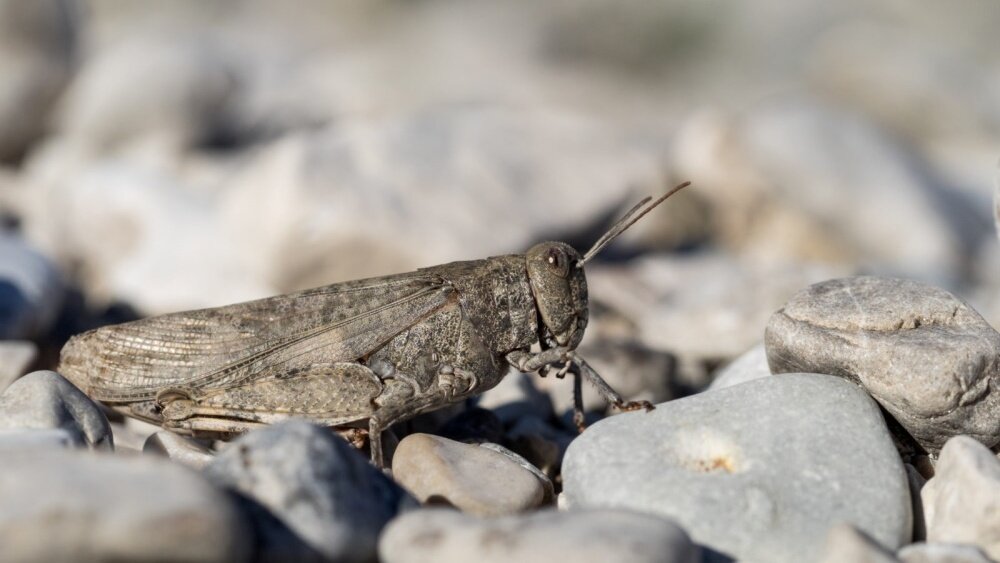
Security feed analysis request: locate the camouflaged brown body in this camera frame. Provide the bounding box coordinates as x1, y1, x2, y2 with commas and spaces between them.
59, 254, 544, 431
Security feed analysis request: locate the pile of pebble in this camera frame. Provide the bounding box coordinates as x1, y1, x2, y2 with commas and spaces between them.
0, 273, 998, 563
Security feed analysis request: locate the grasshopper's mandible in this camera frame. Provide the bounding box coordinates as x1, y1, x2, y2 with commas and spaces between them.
59, 182, 691, 467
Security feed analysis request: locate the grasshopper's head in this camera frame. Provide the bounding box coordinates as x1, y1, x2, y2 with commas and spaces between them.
526, 182, 691, 351
526, 241, 589, 349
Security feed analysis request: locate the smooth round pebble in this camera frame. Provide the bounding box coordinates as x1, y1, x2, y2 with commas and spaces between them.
765, 276, 1000, 453
0, 450, 252, 563
0, 370, 112, 450
204, 420, 414, 563
562, 373, 912, 563
392, 433, 549, 516
921, 436, 1000, 560
378, 508, 700, 563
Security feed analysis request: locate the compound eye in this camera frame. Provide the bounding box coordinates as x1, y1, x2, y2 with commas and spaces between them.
546, 247, 570, 278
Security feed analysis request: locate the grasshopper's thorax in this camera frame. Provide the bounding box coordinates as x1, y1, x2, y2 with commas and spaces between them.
525, 242, 588, 350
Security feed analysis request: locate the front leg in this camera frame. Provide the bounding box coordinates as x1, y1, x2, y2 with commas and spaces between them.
505, 349, 655, 415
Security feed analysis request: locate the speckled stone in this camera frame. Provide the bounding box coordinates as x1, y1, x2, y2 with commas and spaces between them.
562, 373, 911, 563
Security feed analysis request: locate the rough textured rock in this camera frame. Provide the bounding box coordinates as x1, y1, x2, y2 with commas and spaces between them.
765, 276, 1000, 453
0, 0, 77, 162
898, 543, 993, 563
0, 370, 112, 450
143, 431, 214, 469
0, 235, 63, 339
0, 340, 37, 391
817, 524, 898, 563
921, 436, 1000, 560
204, 420, 414, 563
0, 450, 252, 563
392, 433, 548, 516
378, 508, 700, 563
562, 373, 911, 563
708, 343, 771, 390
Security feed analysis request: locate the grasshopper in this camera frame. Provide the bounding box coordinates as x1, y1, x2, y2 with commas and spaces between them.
60, 182, 690, 466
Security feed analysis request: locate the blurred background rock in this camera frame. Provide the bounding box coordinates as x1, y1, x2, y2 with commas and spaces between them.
0, 0, 998, 392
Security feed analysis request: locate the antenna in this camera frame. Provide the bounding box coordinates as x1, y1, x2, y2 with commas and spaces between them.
578, 181, 691, 266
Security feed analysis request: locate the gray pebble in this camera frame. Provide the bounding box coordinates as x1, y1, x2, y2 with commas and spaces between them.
0, 450, 252, 563
378, 508, 700, 563
0, 370, 112, 450
204, 420, 414, 563
392, 433, 548, 516
921, 436, 1000, 560
765, 276, 1000, 454
562, 373, 912, 563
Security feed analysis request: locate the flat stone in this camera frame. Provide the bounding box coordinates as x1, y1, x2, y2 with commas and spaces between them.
0, 450, 252, 563
0, 340, 37, 391
144, 431, 214, 469
921, 436, 1000, 560
765, 276, 1000, 453
378, 508, 700, 563
708, 343, 771, 390
817, 524, 897, 563
204, 420, 414, 563
392, 433, 548, 516
562, 373, 911, 563
899, 543, 993, 563
0, 370, 112, 450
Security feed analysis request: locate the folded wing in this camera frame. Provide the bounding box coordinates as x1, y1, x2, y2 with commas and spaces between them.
60, 273, 455, 401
